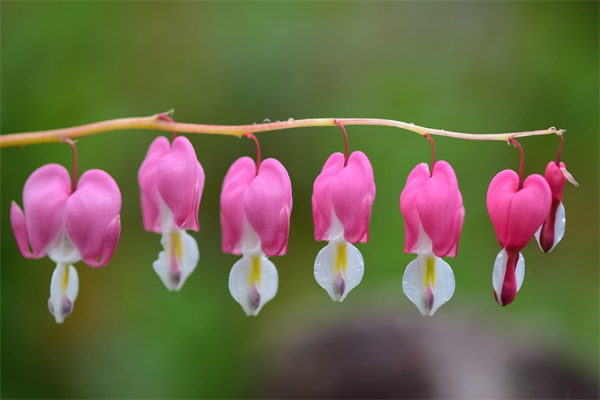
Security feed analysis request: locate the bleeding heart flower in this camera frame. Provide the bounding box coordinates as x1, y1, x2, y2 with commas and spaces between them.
221, 156, 292, 316
11, 164, 121, 323
535, 160, 578, 253
312, 151, 375, 301
138, 136, 204, 291
400, 161, 464, 316
487, 170, 551, 306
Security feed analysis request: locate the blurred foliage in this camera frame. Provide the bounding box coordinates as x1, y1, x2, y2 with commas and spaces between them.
1, 2, 598, 398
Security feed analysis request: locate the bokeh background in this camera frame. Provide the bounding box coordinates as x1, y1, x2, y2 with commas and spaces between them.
1, 2, 598, 398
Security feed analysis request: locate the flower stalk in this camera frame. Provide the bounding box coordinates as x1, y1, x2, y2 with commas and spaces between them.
0, 111, 564, 148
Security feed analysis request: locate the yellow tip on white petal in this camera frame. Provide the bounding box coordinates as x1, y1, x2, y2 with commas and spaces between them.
402, 254, 454, 316
314, 239, 364, 302
49, 263, 79, 324
229, 253, 278, 316
153, 230, 199, 291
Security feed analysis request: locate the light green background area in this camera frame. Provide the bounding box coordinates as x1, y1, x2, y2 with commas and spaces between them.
1, 2, 598, 398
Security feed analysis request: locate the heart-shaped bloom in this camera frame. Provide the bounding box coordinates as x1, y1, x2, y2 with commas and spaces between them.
138, 136, 204, 291
400, 161, 464, 316
11, 164, 121, 323
487, 170, 551, 306
221, 156, 292, 316
312, 151, 375, 302
535, 161, 568, 253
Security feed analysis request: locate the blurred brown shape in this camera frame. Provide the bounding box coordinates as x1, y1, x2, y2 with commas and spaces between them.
260, 313, 599, 399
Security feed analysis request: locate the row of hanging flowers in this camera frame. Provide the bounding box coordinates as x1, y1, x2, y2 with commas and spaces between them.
5, 114, 577, 323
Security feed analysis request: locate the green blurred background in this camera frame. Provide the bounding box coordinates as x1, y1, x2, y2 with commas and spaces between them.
1, 2, 598, 398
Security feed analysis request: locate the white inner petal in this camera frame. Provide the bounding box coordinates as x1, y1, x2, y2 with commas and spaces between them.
314, 239, 364, 302
47, 230, 81, 264
153, 229, 199, 291
49, 263, 79, 324
229, 253, 278, 316
402, 253, 455, 316
492, 249, 525, 305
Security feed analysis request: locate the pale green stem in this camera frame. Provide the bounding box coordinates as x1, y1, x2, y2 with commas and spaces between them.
0, 110, 564, 148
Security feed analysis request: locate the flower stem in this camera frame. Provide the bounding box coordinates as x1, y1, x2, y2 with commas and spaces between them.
62, 137, 78, 193
509, 137, 524, 190
424, 134, 436, 176
244, 133, 261, 174
555, 133, 564, 165
0, 111, 564, 148
333, 120, 349, 167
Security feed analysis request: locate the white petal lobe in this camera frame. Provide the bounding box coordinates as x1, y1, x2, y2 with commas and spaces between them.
229, 253, 278, 316
153, 230, 199, 291
492, 249, 525, 305
402, 254, 455, 316
314, 240, 364, 302
49, 263, 79, 324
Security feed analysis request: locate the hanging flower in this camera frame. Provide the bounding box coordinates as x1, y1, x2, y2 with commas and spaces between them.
221, 156, 292, 316
487, 170, 551, 306
11, 164, 121, 323
138, 136, 205, 291
312, 151, 375, 301
400, 161, 464, 316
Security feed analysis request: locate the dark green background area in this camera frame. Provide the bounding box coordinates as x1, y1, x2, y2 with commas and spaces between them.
1, 2, 598, 398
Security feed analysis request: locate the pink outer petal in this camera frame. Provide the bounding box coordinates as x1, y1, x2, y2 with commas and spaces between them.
66, 170, 122, 267
156, 136, 205, 231
330, 151, 376, 244
400, 163, 430, 254
11, 164, 71, 258
138, 137, 170, 233
417, 161, 464, 258
244, 158, 293, 257
487, 170, 551, 251
312, 153, 345, 241
220, 157, 256, 255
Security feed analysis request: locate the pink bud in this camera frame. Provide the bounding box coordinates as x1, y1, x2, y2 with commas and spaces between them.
312, 152, 375, 244
11, 164, 121, 268
487, 170, 551, 252
400, 161, 464, 258
220, 157, 292, 257
138, 136, 205, 233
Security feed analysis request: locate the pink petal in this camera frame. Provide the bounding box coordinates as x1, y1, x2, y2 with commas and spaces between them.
330, 151, 375, 244
400, 163, 430, 254
220, 157, 256, 255
156, 136, 205, 231
12, 164, 71, 258
66, 169, 122, 267
244, 158, 292, 257
138, 136, 170, 233
312, 153, 345, 241
417, 161, 464, 258
487, 170, 551, 251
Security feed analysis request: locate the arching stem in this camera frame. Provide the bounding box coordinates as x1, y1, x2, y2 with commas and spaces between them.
0, 111, 565, 148
62, 137, 78, 193
334, 119, 349, 167
244, 133, 261, 174
509, 137, 524, 190
424, 134, 436, 176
